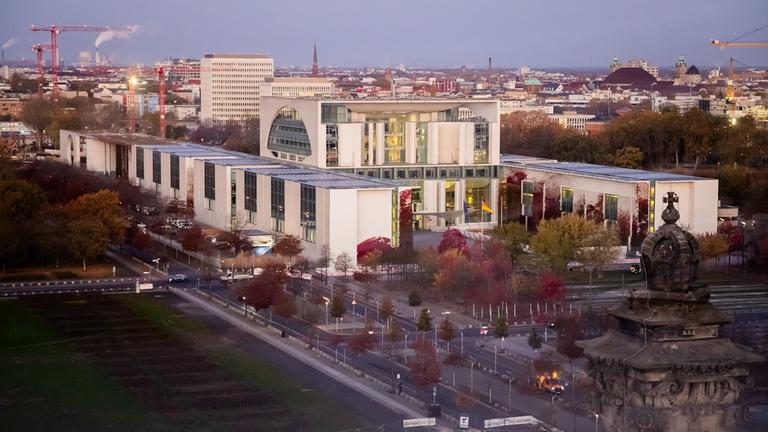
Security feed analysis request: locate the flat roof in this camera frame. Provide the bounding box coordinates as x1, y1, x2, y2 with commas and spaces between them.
67, 130, 183, 147
245, 166, 397, 190
500, 154, 709, 182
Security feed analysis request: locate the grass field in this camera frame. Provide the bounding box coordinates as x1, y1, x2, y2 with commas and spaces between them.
118, 294, 363, 431
0, 298, 169, 431
0, 295, 364, 432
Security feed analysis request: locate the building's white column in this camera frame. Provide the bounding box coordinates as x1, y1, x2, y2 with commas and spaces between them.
405, 122, 417, 164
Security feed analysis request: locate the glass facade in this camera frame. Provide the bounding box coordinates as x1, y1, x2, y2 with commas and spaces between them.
473, 123, 489, 164
204, 162, 215, 200
244, 172, 257, 212
300, 184, 316, 243
267, 108, 312, 157
271, 177, 285, 232
362, 123, 370, 165
384, 115, 405, 164
465, 178, 491, 223
326, 124, 338, 167
561, 187, 574, 213
170, 155, 180, 190
522, 180, 534, 217
152, 151, 161, 184
416, 122, 428, 163
605, 194, 619, 223
321, 104, 351, 123
136, 148, 144, 179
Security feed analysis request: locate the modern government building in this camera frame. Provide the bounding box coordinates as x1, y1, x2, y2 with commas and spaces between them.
60, 96, 719, 266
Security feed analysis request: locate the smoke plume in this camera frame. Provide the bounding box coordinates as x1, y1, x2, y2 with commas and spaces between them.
94, 28, 134, 48
2, 38, 16, 50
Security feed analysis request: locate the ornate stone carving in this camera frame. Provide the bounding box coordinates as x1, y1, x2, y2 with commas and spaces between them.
577, 193, 764, 431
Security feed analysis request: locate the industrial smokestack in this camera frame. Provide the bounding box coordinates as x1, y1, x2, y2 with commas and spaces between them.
1, 49, 4, 65
95, 47, 100, 65
489, 57, 492, 72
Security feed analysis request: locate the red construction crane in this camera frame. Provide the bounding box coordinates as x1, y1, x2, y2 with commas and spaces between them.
29, 25, 136, 99
31, 43, 52, 97
127, 73, 138, 133
157, 66, 165, 138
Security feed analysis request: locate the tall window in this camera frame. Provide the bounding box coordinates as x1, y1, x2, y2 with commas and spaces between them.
136, 148, 144, 179
605, 194, 619, 223
326, 124, 338, 167
271, 177, 285, 232
170, 155, 180, 192
152, 151, 161, 185
522, 181, 534, 217
561, 188, 574, 213
473, 123, 489, 164
416, 122, 428, 163
384, 115, 405, 164
301, 184, 316, 243
244, 171, 257, 220
204, 162, 215, 210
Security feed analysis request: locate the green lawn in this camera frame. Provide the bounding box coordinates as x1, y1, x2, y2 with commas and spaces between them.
0, 299, 169, 432
118, 294, 365, 432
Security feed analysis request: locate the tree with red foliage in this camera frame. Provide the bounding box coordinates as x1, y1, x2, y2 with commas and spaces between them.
273, 234, 303, 268
409, 339, 442, 387
241, 260, 288, 312
349, 326, 376, 355
131, 228, 150, 250
166, 199, 194, 218
181, 225, 204, 254
535, 273, 565, 303
274, 294, 298, 318
438, 229, 467, 254
399, 189, 414, 251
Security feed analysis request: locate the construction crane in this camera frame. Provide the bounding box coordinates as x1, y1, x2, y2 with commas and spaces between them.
710, 24, 768, 114
127, 73, 138, 133
29, 25, 136, 99
31, 43, 52, 97
156, 66, 165, 138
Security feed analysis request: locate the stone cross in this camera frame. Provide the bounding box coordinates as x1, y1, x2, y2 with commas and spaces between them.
663, 191, 678, 207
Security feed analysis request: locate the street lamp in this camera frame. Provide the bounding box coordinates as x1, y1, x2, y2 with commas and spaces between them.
243, 296, 247, 318
322, 296, 330, 325
594, 413, 600, 432
404, 331, 409, 363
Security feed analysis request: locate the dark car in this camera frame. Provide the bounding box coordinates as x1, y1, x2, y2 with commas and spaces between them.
168, 274, 188, 283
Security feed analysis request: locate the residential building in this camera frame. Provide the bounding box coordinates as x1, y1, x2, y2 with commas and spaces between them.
0, 121, 32, 150
200, 53, 274, 124
548, 111, 595, 134
259, 77, 335, 99
0, 97, 23, 119
259, 97, 502, 230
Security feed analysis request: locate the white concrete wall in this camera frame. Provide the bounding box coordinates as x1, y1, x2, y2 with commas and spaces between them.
337, 123, 361, 167
328, 189, 358, 265
504, 164, 718, 235
356, 189, 393, 248
436, 122, 460, 164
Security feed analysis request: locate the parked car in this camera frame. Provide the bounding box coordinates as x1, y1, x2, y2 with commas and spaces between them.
629, 264, 642, 274
220, 272, 255, 283
168, 274, 188, 283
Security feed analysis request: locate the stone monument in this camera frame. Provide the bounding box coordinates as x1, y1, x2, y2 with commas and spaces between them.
577, 192, 764, 431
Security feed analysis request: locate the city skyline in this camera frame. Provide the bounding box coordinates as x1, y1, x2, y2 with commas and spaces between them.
2, 0, 767, 69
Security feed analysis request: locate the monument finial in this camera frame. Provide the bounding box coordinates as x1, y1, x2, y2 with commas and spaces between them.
661, 191, 680, 224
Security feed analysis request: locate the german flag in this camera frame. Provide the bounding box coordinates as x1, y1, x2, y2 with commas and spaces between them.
481, 199, 495, 214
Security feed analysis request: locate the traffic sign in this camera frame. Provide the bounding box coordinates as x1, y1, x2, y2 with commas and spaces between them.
403, 418, 436, 428
480, 325, 489, 335
484, 415, 537, 428
459, 416, 469, 429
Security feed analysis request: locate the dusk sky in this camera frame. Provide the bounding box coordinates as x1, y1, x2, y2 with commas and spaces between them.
2, 0, 767, 69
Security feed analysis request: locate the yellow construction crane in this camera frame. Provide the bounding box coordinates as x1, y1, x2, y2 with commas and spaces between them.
710, 24, 768, 111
